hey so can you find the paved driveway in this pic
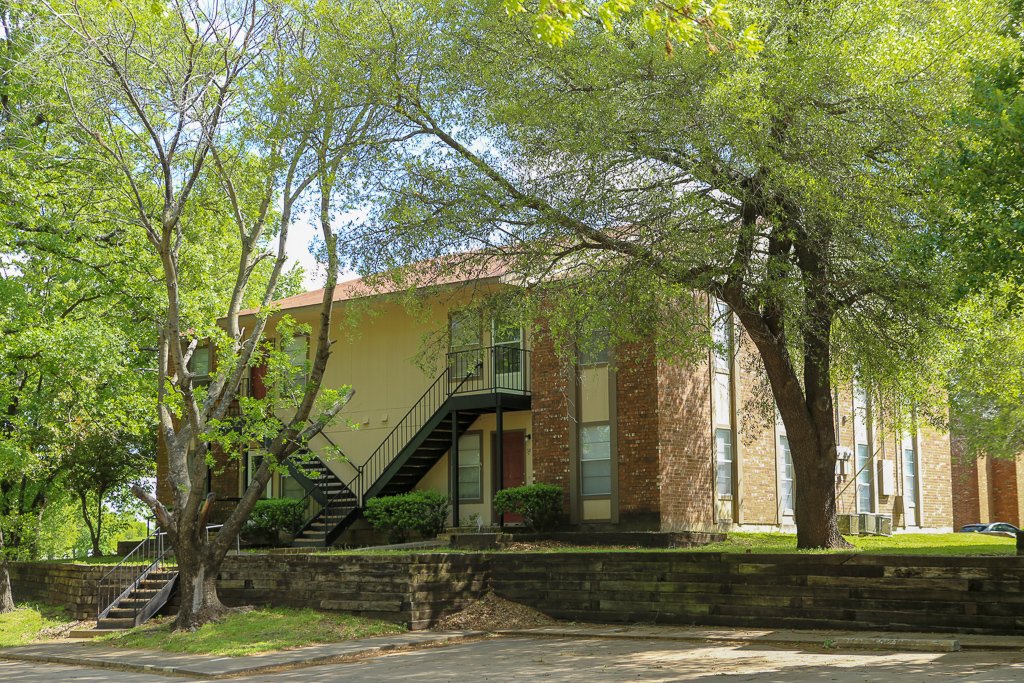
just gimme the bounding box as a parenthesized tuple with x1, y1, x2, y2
(4, 637, 1024, 682)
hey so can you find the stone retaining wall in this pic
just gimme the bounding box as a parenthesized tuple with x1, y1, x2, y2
(11, 552, 1024, 634)
(217, 553, 489, 629)
(8, 562, 110, 620)
(489, 553, 1024, 635)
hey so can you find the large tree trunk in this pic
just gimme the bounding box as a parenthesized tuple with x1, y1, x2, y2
(173, 536, 229, 630)
(0, 526, 15, 613)
(783, 404, 848, 549)
(730, 290, 852, 550)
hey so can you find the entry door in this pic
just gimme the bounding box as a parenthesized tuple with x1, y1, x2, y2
(493, 431, 526, 524)
(492, 321, 523, 390)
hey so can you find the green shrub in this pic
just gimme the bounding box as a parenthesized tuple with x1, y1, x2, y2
(244, 498, 307, 536)
(493, 484, 563, 531)
(363, 491, 450, 543)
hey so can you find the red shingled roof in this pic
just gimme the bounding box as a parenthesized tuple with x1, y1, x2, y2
(238, 255, 510, 317)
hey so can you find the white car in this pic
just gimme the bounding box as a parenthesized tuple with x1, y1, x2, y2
(958, 522, 1021, 538)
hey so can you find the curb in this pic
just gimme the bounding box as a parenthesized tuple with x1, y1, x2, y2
(494, 628, 968, 654)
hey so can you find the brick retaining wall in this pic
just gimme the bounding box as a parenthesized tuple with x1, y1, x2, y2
(11, 552, 1024, 634)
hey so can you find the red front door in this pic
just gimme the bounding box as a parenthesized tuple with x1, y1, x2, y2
(494, 431, 526, 524)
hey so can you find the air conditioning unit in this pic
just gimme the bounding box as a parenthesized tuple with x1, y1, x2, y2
(855, 513, 894, 536)
(837, 513, 860, 535)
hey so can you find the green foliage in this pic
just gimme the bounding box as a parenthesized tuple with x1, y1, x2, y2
(363, 491, 451, 543)
(493, 484, 563, 531)
(501, 0, 760, 54)
(243, 498, 307, 536)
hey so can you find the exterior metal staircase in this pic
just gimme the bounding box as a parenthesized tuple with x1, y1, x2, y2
(288, 448, 361, 548)
(287, 346, 531, 547)
(96, 530, 178, 630)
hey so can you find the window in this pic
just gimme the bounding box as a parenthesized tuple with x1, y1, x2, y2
(247, 450, 272, 498)
(457, 433, 482, 502)
(779, 435, 794, 514)
(579, 329, 610, 366)
(716, 428, 734, 498)
(902, 432, 919, 526)
(492, 319, 523, 382)
(580, 423, 612, 496)
(190, 346, 210, 382)
(284, 335, 309, 388)
(712, 300, 733, 372)
(856, 444, 872, 512)
(853, 384, 873, 512)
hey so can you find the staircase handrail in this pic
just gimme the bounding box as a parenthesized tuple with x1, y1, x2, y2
(352, 359, 483, 504)
(96, 527, 174, 620)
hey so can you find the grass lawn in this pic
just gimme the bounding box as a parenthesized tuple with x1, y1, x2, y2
(691, 531, 1018, 555)
(0, 603, 75, 648)
(97, 607, 405, 656)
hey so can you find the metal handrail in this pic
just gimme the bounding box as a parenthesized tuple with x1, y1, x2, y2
(351, 359, 483, 504)
(96, 529, 174, 620)
(97, 523, 239, 620)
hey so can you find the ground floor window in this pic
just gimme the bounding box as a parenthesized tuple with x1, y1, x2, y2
(779, 435, 794, 515)
(457, 432, 482, 502)
(580, 423, 612, 496)
(716, 428, 734, 498)
(247, 450, 272, 498)
(856, 443, 872, 512)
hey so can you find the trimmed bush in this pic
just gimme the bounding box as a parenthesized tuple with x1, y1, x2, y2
(363, 491, 450, 543)
(244, 498, 307, 536)
(493, 484, 563, 531)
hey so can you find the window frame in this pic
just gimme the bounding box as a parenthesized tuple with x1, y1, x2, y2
(456, 431, 484, 503)
(580, 421, 613, 498)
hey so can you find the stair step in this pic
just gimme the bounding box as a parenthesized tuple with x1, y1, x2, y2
(107, 608, 138, 618)
(97, 617, 136, 630)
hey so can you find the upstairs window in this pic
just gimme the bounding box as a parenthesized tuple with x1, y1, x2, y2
(579, 329, 610, 366)
(284, 335, 309, 388)
(190, 346, 210, 384)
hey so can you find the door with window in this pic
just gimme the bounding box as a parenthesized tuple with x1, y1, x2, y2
(492, 319, 523, 390)
(778, 434, 795, 523)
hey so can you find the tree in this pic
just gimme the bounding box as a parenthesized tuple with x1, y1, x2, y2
(44, 0, 398, 628)
(61, 430, 155, 557)
(356, 0, 1010, 548)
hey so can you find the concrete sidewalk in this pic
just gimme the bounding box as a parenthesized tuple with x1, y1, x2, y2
(0, 631, 483, 679)
(2, 625, 1020, 680)
(496, 624, 1024, 653)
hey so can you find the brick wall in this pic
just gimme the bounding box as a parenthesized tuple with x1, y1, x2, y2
(614, 342, 661, 526)
(951, 444, 981, 529)
(657, 356, 714, 530)
(529, 323, 574, 516)
(987, 457, 1020, 525)
(919, 425, 954, 529)
(733, 336, 780, 525)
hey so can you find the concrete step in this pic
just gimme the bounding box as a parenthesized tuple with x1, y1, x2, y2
(97, 617, 136, 630)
